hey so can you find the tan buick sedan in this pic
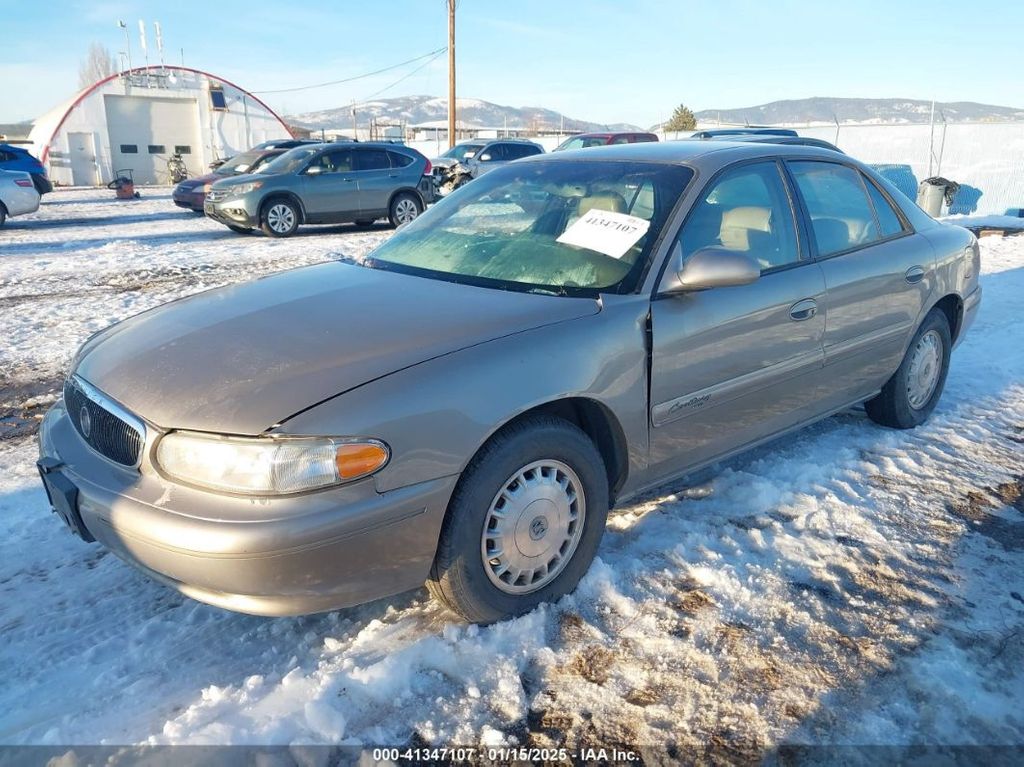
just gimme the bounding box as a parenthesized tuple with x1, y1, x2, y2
(38, 141, 981, 623)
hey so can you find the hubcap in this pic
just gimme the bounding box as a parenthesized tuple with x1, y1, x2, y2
(906, 329, 943, 409)
(481, 460, 586, 595)
(267, 204, 295, 233)
(395, 198, 419, 224)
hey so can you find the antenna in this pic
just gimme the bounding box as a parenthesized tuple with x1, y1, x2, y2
(154, 21, 165, 75)
(117, 20, 133, 78)
(138, 20, 150, 86)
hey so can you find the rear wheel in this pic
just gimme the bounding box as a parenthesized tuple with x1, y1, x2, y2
(260, 199, 300, 237)
(865, 308, 951, 429)
(427, 416, 609, 624)
(388, 192, 422, 228)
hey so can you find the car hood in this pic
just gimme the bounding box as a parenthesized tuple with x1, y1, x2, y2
(74, 262, 600, 434)
(176, 172, 220, 190)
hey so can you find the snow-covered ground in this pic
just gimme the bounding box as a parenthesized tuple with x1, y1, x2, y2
(0, 190, 1022, 750)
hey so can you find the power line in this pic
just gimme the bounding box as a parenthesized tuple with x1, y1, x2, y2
(360, 48, 447, 101)
(252, 47, 447, 95)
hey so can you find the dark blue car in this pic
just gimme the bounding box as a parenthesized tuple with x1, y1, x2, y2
(0, 144, 51, 194)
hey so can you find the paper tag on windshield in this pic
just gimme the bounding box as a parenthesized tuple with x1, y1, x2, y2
(556, 209, 651, 259)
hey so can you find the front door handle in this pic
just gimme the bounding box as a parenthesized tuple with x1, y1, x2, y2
(905, 265, 926, 284)
(789, 298, 817, 321)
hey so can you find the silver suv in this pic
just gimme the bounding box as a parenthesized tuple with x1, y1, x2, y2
(204, 142, 434, 237)
(432, 139, 544, 194)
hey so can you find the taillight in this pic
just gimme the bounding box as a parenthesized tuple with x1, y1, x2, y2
(423, 159, 432, 176)
(14, 178, 32, 188)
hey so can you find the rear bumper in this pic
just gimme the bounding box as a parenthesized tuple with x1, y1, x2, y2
(31, 173, 52, 195)
(38, 401, 457, 616)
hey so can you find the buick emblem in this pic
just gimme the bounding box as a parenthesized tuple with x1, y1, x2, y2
(80, 406, 91, 438)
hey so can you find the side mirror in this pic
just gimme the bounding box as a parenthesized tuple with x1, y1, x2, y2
(305, 165, 324, 175)
(478, 153, 492, 162)
(660, 244, 761, 293)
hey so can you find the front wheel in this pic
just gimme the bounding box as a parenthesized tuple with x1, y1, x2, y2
(427, 416, 609, 624)
(260, 199, 300, 237)
(865, 308, 952, 429)
(388, 192, 422, 228)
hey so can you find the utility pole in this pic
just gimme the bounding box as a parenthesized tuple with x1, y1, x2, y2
(447, 0, 456, 148)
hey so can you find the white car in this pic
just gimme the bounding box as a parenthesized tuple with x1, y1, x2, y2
(0, 169, 41, 226)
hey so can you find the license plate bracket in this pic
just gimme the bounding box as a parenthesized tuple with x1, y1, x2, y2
(37, 456, 95, 542)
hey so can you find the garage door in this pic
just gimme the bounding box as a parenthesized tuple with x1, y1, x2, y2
(104, 95, 202, 185)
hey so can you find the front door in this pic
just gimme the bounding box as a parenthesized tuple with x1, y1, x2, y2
(301, 148, 359, 223)
(649, 160, 828, 479)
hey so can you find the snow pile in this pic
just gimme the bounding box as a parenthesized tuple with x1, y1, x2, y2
(0, 192, 1021, 748)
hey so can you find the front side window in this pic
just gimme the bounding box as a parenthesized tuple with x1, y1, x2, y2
(789, 161, 881, 256)
(256, 146, 319, 175)
(678, 161, 800, 272)
(362, 160, 693, 295)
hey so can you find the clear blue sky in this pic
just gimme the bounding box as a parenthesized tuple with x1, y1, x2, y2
(1, 0, 1018, 126)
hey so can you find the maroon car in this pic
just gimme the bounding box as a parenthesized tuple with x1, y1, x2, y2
(172, 148, 287, 212)
(552, 131, 658, 151)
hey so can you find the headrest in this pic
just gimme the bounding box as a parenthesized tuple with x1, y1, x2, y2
(578, 192, 627, 216)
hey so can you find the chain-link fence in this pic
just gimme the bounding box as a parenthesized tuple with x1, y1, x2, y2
(664, 122, 1024, 216)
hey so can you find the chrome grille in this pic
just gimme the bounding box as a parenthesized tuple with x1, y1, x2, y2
(63, 377, 144, 467)
(205, 189, 226, 202)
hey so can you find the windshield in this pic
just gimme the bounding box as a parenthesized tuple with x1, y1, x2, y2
(216, 150, 271, 175)
(255, 146, 319, 175)
(554, 136, 610, 151)
(441, 142, 486, 161)
(363, 160, 693, 296)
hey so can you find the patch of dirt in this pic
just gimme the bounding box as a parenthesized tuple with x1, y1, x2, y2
(568, 644, 616, 685)
(0, 375, 63, 441)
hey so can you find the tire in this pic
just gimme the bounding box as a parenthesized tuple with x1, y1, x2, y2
(0, 204, 6, 227)
(865, 308, 952, 429)
(227, 224, 253, 234)
(427, 415, 609, 624)
(388, 192, 422, 228)
(260, 198, 300, 237)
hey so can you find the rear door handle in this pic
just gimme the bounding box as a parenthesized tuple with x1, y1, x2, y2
(789, 298, 817, 321)
(905, 266, 926, 284)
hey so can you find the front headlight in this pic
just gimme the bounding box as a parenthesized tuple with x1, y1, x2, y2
(226, 181, 263, 195)
(155, 432, 389, 495)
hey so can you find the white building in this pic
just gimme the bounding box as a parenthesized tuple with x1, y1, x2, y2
(29, 65, 292, 186)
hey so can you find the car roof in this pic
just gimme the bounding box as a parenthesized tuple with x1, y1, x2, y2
(706, 134, 843, 152)
(563, 131, 654, 138)
(522, 139, 845, 166)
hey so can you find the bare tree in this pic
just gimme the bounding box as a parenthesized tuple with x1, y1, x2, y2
(78, 43, 117, 89)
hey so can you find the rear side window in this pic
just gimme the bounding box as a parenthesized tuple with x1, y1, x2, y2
(387, 151, 414, 168)
(679, 161, 800, 272)
(863, 177, 906, 237)
(354, 149, 390, 171)
(789, 162, 880, 256)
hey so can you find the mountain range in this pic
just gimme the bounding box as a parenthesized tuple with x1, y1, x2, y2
(287, 95, 1024, 133)
(693, 97, 1024, 126)
(288, 95, 641, 132)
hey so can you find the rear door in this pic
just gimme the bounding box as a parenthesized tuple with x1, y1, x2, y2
(649, 160, 828, 479)
(352, 148, 394, 217)
(786, 160, 931, 405)
(301, 148, 358, 222)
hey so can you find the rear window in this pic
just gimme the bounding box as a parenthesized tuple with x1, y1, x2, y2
(388, 151, 414, 168)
